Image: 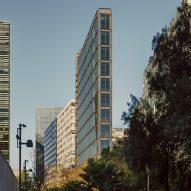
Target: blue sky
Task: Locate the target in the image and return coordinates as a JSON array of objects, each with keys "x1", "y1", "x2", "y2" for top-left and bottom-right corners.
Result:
[{"x1": 0, "y1": 0, "x2": 181, "y2": 170}]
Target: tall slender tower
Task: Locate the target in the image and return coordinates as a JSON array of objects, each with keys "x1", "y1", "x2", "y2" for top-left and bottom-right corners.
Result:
[
  {"x1": 75, "y1": 8, "x2": 112, "y2": 166},
  {"x1": 35, "y1": 107, "x2": 62, "y2": 183},
  {"x1": 0, "y1": 21, "x2": 10, "y2": 162}
]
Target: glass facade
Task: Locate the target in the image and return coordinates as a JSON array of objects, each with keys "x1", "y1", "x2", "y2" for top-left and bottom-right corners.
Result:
[
  {"x1": 101, "y1": 124, "x2": 110, "y2": 138},
  {"x1": 101, "y1": 140, "x2": 110, "y2": 150},
  {"x1": 101, "y1": 62, "x2": 110, "y2": 76},
  {"x1": 101, "y1": 47, "x2": 110, "y2": 61},
  {"x1": 101, "y1": 14, "x2": 110, "y2": 29},
  {"x1": 101, "y1": 78, "x2": 110, "y2": 92},
  {"x1": 0, "y1": 21, "x2": 10, "y2": 162},
  {"x1": 101, "y1": 31, "x2": 110, "y2": 45},
  {"x1": 35, "y1": 107, "x2": 62, "y2": 183},
  {"x1": 101, "y1": 93, "x2": 110, "y2": 107},
  {"x1": 44, "y1": 119, "x2": 57, "y2": 183},
  {"x1": 75, "y1": 9, "x2": 112, "y2": 166},
  {"x1": 44, "y1": 119, "x2": 57, "y2": 167},
  {"x1": 101, "y1": 109, "x2": 110, "y2": 123}
]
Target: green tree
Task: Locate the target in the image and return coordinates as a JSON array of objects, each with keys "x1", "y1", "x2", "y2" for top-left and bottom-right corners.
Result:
[
  {"x1": 61, "y1": 180, "x2": 87, "y2": 191},
  {"x1": 122, "y1": 97, "x2": 163, "y2": 190},
  {"x1": 62, "y1": 155, "x2": 129, "y2": 191},
  {"x1": 121, "y1": 3, "x2": 191, "y2": 190},
  {"x1": 146, "y1": 2, "x2": 191, "y2": 190},
  {"x1": 122, "y1": 2, "x2": 191, "y2": 191},
  {"x1": 81, "y1": 158, "x2": 126, "y2": 191}
]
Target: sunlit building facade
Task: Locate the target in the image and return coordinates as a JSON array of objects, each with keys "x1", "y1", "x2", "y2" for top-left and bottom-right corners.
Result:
[
  {"x1": 57, "y1": 100, "x2": 76, "y2": 168},
  {"x1": 0, "y1": 21, "x2": 10, "y2": 162},
  {"x1": 112, "y1": 128, "x2": 127, "y2": 146},
  {"x1": 75, "y1": 8, "x2": 112, "y2": 166}
]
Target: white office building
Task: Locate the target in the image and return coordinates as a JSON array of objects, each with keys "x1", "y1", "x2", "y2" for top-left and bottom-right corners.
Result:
[{"x1": 57, "y1": 100, "x2": 76, "y2": 168}]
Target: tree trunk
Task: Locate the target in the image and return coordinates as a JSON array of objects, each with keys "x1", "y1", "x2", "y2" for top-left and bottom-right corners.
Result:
[
  {"x1": 147, "y1": 172, "x2": 150, "y2": 191},
  {"x1": 146, "y1": 165, "x2": 150, "y2": 191},
  {"x1": 165, "y1": 147, "x2": 169, "y2": 191}
]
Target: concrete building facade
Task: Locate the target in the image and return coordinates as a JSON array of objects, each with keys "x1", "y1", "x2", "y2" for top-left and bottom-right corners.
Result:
[
  {"x1": 75, "y1": 8, "x2": 112, "y2": 166},
  {"x1": 0, "y1": 21, "x2": 10, "y2": 162},
  {"x1": 57, "y1": 100, "x2": 76, "y2": 168},
  {"x1": 0, "y1": 151, "x2": 18, "y2": 191},
  {"x1": 112, "y1": 128, "x2": 127, "y2": 145}
]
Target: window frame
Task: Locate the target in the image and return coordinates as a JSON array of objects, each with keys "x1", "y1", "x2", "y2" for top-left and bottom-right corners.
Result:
[{"x1": 101, "y1": 78, "x2": 110, "y2": 92}]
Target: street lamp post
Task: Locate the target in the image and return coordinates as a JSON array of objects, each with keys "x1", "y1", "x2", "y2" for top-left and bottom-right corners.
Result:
[
  {"x1": 16, "y1": 124, "x2": 33, "y2": 191},
  {"x1": 23, "y1": 160, "x2": 28, "y2": 188}
]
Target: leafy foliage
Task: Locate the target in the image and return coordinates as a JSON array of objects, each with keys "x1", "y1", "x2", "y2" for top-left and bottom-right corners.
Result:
[
  {"x1": 121, "y1": 2, "x2": 191, "y2": 190},
  {"x1": 61, "y1": 180, "x2": 88, "y2": 191},
  {"x1": 81, "y1": 158, "x2": 128, "y2": 191}
]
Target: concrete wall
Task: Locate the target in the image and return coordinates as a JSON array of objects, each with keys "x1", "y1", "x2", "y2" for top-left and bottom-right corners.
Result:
[{"x1": 0, "y1": 151, "x2": 18, "y2": 191}]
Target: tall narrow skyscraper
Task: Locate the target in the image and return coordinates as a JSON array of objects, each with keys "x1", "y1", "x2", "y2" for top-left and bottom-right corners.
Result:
[
  {"x1": 75, "y1": 8, "x2": 112, "y2": 166},
  {"x1": 35, "y1": 107, "x2": 62, "y2": 183},
  {"x1": 0, "y1": 21, "x2": 10, "y2": 162}
]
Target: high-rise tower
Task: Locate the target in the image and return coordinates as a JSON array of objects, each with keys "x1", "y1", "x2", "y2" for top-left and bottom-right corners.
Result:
[
  {"x1": 35, "y1": 107, "x2": 62, "y2": 183},
  {"x1": 0, "y1": 21, "x2": 10, "y2": 162},
  {"x1": 75, "y1": 8, "x2": 112, "y2": 166}
]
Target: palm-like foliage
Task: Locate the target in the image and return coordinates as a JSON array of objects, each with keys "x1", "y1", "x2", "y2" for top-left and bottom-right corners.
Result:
[{"x1": 81, "y1": 158, "x2": 125, "y2": 191}]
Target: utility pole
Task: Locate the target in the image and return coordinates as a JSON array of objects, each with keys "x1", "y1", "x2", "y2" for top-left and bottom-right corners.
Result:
[
  {"x1": 16, "y1": 124, "x2": 33, "y2": 191},
  {"x1": 17, "y1": 124, "x2": 25, "y2": 191}
]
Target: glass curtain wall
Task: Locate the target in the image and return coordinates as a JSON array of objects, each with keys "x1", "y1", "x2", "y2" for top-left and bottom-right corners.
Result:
[{"x1": 76, "y1": 9, "x2": 112, "y2": 166}]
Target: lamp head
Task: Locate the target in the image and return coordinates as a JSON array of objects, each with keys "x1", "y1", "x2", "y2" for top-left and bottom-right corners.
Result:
[
  {"x1": 19, "y1": 123, "x2": 26, "y2": 128},
  {"x1": 26, "y1": 140, "x2": 33, "y2": 147}
]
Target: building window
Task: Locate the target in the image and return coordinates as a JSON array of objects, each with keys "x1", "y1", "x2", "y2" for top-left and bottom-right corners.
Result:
[
  {"x1": 101, "y1": 62, "x2": 110, "y2": 76},
  {"x1": 101, "y1": 31, "x2": 110, "y2": 45},
  {"x1": 101, "y1": 15, "x2": 110, "y2": 30},
  {"x1": 101, "y1": 47, "x2": 110, "y2": 61},
  {"x1": 101, "y1": 109, "x2": 110, "y2": 123},
  {"x1": 101, "y1": 78, "x2": 110, "y2": 92},
  {"x1": 101, "y1": 124, "x2": 110, "y2": 137},
  {"x1": 101, "y1": 93, "x2": 110, "y2": 107},
  {"x1": 101, "y1": 140, "x2": 110, "y2": 151}
]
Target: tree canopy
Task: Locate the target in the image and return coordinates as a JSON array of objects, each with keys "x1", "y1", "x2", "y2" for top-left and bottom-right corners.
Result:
[{"x1": 121, "y1": 2, "x2": 191, "y2": 190}]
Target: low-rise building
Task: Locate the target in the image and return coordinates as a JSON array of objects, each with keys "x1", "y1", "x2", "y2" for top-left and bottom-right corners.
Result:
[{"x1": 112, "y1": 128, "x2": 127, "y2": 145}]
